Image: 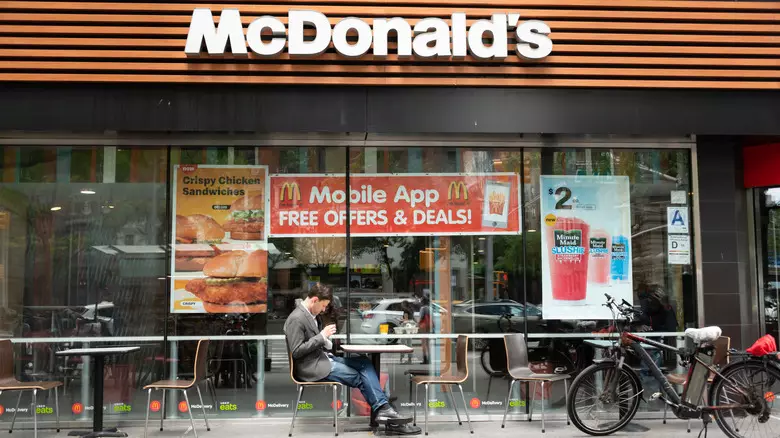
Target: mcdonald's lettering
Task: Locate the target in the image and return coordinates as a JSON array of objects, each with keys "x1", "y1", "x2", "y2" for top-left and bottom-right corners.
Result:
[
  {"x1": 448, "y1": 181, "x2": 468, "y2": 203},
  {"x1": 279, "y1": 182, "x2": 301, "y2": 205}
]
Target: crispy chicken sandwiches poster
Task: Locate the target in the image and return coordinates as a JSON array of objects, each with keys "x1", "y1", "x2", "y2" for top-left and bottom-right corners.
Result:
[{"x1": 171, "y1": 165, "x2": 269, "y2": 314}]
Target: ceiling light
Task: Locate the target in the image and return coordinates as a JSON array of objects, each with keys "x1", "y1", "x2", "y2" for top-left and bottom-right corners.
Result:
[
  {"x1": 50, "y1": 206, "x2": 62, "y2": 211},
  {"x1": 80, "y1": 189, "x2": 96, "y2": 195}
]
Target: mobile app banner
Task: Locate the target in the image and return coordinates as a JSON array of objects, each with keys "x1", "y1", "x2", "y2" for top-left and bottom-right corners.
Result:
[
  {"x1": 171, "y1": 165, "x2": 269, "y2": 314},
  {"x1": 269, "y1": 173, "x2": 521, "y2": 237},
  {"x1": 540, "y1": 175, "x2": 632, "y2": 320}
]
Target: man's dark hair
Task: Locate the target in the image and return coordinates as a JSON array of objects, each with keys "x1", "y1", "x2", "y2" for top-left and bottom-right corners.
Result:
[{"x1": 307, "y1": 283, "x2": 333, "y2": 301}]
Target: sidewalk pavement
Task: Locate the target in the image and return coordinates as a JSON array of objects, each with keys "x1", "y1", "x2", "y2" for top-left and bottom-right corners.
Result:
[{"x1": 5, "y1": 418, "x2": 725, "y2": 438}]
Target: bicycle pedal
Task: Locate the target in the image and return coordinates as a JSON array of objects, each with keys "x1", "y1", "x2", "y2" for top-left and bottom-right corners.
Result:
[{"x1": 650, "y1": 392, "x2": 662, "y2": 401}]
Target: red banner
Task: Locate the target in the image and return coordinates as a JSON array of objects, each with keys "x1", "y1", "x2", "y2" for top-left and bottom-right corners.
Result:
[{"x1": 270, "y1": 173, "x2": 521, "y2": 236}]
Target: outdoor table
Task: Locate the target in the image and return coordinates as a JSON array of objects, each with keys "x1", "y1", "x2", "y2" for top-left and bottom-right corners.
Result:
[
  {"x1": 56, "y1": 346, "x2": 141, "y2": 438},
  {"x1": 340, "y1": 344, "x2": 414, "y2": 379},
  {"x1": 339, "y1": 344, "x2": 414, "y2": 431}
]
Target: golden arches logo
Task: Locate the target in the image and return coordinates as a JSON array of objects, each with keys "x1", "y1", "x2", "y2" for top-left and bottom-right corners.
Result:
[
  {"x1": 279, "y1": 182, "x2": 301, "y2": 205},
  {"x1": 447, "y1": 181, "x2": 468, "y2": 203}
]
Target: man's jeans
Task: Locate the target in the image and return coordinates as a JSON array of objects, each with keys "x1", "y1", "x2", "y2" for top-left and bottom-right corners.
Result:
[{"x1": 321, "y1": 356, "x2": 388, "y2": 412}]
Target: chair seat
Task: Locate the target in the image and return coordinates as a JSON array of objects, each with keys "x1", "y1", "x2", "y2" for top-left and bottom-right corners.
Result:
[
  {"x1": 292, "y1": 379, "x2": 342, "y2": 386},
  {"x1": 667, "y1": 373, "x2": 687, "y2": 385},
  {"x1": 144, "y1": 379, "x2": 195, "y2": 390},
  {"x1": 412, "y1": 374, "x2": 467, "y2": 384},
  {"x1": 0, "y1": 380, "x2": 63, "y2": 391},
  {"x1": 508, "y1": 368, "x2": 570, "y2": 382},
  {"x1": 405, "y1": 369, "x2": 439, "y2": 376}
]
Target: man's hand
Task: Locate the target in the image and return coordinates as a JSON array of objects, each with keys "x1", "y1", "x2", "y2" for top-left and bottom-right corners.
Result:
[{"x1": 321, "y1": 324, "x2": 337, "y2": 339}]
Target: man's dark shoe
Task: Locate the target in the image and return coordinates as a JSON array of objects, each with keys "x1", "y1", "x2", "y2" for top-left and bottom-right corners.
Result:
[
  {"x1": 384, "y1": 423, "x2": 422, "y2": 435},
  {"x1": 374, "y1": 404, "x2": 412, "y2": 425}
]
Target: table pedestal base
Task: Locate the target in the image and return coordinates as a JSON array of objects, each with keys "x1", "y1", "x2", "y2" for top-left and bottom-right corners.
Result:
[{"x1": 68, "y1": 427, "x2": 128, "y2": 437}]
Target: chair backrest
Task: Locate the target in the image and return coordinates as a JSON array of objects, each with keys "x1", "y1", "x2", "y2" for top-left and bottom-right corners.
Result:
[
  {"x1": 192, "y1": 339, "x2": 210, "y2": 383},
  {"x1": 288, "y1": 352, "x2": 300, "y2": 384},
  {"x1": 455, "y1": 335, "x2": 469, "y2": 378},
  {"x1": 0, "y1": 340, "x2": 14, "y2": 381},
  {"x1": 504, "y1": 333, "x2": 530, "y2": 371}
]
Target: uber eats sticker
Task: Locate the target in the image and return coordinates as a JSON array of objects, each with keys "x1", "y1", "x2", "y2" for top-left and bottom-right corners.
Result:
[{"x1": 218, "y1": 402, "x2": 238, "y2": 412}]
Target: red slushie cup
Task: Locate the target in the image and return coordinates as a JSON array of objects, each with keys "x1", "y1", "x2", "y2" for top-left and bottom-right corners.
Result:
[{"x1": 547, "y1": 217, "x2": 590, "y2": 301}]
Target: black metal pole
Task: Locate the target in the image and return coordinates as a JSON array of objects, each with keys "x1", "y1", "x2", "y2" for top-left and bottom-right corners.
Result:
[
  {"x1": 521, "y1": 150, "x2": 529, "y2": 337},
  {"x1": 345, "y1": 146, "x2": 351, "y2": 345}
]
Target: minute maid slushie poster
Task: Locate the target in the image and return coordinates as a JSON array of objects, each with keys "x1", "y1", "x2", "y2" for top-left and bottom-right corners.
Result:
[{"x1": 540, "y1": 175, "x2": 632, "y2": 320}]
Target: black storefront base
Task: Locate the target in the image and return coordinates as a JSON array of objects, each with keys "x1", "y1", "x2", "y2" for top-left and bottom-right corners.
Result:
[{"x1": 0, "y1": 85, "x2": 779, "y2": 136}]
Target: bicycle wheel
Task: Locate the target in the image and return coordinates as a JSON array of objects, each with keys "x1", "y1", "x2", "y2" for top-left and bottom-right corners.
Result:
[
  {"x1": 567, "y1": 362, "x2": 642, "y2": 436},
  {"x1": 498, "y1": 315, "x2": 512, "y2": 333},
  {"x1": 480, "y1": 346, "x2": 496, "y2": 375},
  {"x1": 710, "y1": 360, "x2": 780, "y2": 438}
]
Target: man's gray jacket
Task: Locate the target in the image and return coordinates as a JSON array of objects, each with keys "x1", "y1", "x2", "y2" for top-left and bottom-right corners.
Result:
[{"x1": 284, "y1": 305, "x2": 331, "y2": 382}]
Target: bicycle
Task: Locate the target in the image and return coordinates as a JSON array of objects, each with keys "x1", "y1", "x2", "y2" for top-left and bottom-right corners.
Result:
[{"x1": 567, "y1": 293, "x2": 780, "y2": 438}]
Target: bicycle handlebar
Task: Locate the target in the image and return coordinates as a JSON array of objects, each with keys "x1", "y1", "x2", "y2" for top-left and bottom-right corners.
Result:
[{"x1": 604, "y1": 293, "x2": 642, "y2": 319}]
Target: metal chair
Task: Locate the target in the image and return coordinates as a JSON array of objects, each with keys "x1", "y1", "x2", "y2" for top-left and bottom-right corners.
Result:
[
  {"x1": 0, "y1": 339, "x2": 62, "y2": 438},
  {"x1": 664, "y1": 336, "x2": 731, "y2": 433},
  {"x1": 412, "y1": 335, "x2": 473, "y2": 436},
  {"x1": 143, "y1": 339, "x2": 211, "y2": 438},
  {"x1": 501, "y1": 333, "x2": 570, "y2": 433},
  {"x1": 287, "y1": 352, "x2": 342, "y2": 437}
]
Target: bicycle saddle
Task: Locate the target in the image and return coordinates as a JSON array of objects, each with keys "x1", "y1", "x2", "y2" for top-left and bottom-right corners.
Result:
[{"x1": 684, "y1": 326, "x2": 722, "y2": 344}]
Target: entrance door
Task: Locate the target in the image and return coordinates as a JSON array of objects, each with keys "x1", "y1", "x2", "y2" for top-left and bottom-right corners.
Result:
[{"x1": 757, "y1": 188, "x2": 780, "y2": 346}]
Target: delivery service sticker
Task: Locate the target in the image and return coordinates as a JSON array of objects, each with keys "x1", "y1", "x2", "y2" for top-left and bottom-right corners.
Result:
[
  {"x1": 270, "y1": 173, "x2": 521, "y2": 237},
  {"x1": 540, "y1": 175, "x2": 632, "y2": 320},
  {"x1": 170, "y1": 165, "x2": 270, "y2": 314}
]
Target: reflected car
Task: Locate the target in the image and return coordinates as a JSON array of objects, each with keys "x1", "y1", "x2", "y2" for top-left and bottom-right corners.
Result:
[
  {"x1": 452, "y1": 301, "x2": 542, "y2": 335},
  {"x1": 360, "y1": 298, "x2": 445, "y2": 335}
]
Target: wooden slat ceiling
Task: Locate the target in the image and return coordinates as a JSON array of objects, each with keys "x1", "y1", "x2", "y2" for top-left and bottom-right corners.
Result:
[{"x1": 0, "y1": 0, "x2": 778, "y2": 89}]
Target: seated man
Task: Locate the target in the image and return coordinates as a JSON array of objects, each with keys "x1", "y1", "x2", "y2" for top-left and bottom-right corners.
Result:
[{"x1": 284, "y1": 284, "x2": 419, "y2": 435}]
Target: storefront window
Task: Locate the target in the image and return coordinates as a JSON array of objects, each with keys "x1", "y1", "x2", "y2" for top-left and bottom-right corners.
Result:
[
  {"x1": 0, "y1": 145, "x2": 168, "y2": 424},
  {"x1": 0, "y1": 140, "x2": 696, "y2": 426}
]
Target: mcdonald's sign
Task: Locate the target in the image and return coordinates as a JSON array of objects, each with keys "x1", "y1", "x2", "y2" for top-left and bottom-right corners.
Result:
[
  {"x1": 279, "y1": 182, "x2": 301, "y2": 206},
  {"x1": 447, "y1": 181, "x2": 469, "y2": 204}
]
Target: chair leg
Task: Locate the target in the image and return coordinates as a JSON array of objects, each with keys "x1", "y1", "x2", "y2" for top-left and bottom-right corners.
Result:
[
  {"x1": 564, "y1": 379, "x2": 570, "y2": 426},
  {"x1": 160, "y1": 389, "x2": 166, "y2": 431},
  {"x1": 10, "y1": 390, "x2": 22, "y2": 432},
  {"x1": 540, "y1": 381, "x2": 546, "y2": 433},
  {"x1": 144, "y1": 389, "x2": 152, "y2": 438},
  {"x1": 183, "y1": 390, "x2": 198, "y2": 438},
  {"x1": 413, "y1": 384, "x2": 419, "y2": 426},
  {"x1": 54, "y1": 386, "x2": 61, "y2": 432},
  {"x1": 288, "y1": 385, "x2": 304, "y2": 437},
  {"x1": 486, "y1": 375, "x2": 493, "y2": 402},
  {"x1": 529, "y1": 381, "x2": 538, "y2": 422},
  {"x1": 332, "y1": 385, "x2": 339, "y2": 437},
  {"x1": 33, "y1": 389, "x2": 38, "y2": 438},
  {"x1": 424, "y1": 384, "x2": 429, "y2": 437},
  {"x1": 457, "y1": 385, "x2": 473, "y2": 435},
  {"x1": 687, "y1": 419, "x2": 691, "y2": 433},
  {"x1": 501, "y1": 380, "x2": 516, "y2": 429},
  {"x1": 208, "y1": 378, "x2": 217, "y2": 408},
  {"x1": 445, "y1": 387, "x2": 461, "y2": 426},
  {"x1": 196, "y1": 384, "x2": 211, "y2": 432}
]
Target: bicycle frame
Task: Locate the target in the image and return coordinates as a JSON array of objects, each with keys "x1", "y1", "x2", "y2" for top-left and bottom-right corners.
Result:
[{"x1": 616, "y1": 332, "x2": 753, "y2": 419}]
